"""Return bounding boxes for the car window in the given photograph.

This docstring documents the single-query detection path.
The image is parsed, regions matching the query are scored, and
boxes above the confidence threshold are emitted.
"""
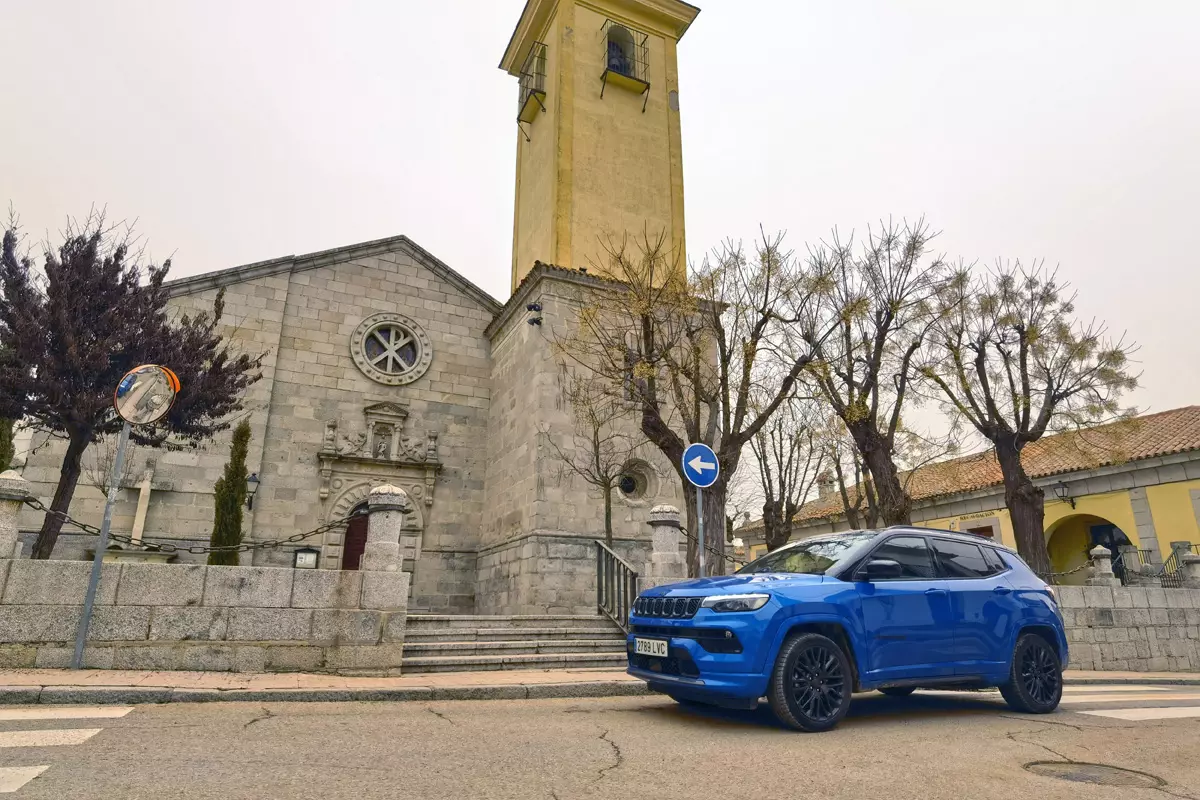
[868,536,935,580]
[737,533,876,575]
[982,547,1006,573]
[932,538,993,578]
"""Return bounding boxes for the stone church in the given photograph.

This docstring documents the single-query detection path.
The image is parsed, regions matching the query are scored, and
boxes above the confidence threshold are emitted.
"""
[15,0,701,616]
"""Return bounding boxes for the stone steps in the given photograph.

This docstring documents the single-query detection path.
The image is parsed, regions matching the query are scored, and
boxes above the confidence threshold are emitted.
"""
[403,639,625,656]
[401,614,628,673]
[400,651,628,674]
[405,627,627,643]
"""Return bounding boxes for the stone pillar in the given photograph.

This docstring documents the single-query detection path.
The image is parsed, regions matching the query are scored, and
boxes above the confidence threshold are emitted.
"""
[0,470,31,559]
[1181,554,1200,590]
[1086,545,1121,587]
[1170,541,1193,565]
[642,504,686,590]
[359,484,411,611]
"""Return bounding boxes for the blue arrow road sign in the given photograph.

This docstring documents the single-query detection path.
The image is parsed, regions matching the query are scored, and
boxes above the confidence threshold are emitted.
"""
[682,442,719,489]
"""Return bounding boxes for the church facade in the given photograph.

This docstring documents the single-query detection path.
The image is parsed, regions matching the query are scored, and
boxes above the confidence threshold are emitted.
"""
[15,0,701,616]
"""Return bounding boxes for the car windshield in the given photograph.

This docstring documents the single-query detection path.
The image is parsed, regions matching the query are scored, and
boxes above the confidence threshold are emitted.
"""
[737,533,877,576]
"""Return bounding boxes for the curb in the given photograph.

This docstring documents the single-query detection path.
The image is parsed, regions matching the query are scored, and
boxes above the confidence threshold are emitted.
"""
[1064,676,1200,686]
[0,680,651,706]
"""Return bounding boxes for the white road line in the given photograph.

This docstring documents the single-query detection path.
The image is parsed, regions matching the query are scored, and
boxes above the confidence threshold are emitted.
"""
[0,729,102,749]
[1080,706,1200,721]
[0,707,133,722]
[1061,693,1200,704]
[1062,685,1171,693]
[0,766,49,794]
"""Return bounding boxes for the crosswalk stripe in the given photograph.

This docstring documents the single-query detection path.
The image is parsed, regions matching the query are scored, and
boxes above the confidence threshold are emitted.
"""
[0,766,49,794]
[0,707,133,722]
[1060,693,1200,704]
[1080,706,1200,721]
[1062,685,1170,693]
[0,729,102,749]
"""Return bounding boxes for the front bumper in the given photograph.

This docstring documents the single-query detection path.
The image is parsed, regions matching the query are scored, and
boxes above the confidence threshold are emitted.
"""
[625,608,774,701]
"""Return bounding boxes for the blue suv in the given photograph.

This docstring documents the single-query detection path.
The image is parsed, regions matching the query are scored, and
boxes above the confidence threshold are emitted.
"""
[627,528,1066,732]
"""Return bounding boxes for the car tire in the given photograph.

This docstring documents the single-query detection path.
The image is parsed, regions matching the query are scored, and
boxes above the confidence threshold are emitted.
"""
[999,632,1063,714]
[878,686,916,697]
[767,632,853,732]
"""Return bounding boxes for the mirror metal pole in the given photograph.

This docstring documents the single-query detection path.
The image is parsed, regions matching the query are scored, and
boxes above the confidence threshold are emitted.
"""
[71,421,131,670]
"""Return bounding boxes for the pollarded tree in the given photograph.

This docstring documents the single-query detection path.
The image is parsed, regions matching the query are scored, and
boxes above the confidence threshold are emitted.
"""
[749,393,824,552]
[802,219,950,526]
[922,262,1137,575]
[0,215,263,559]
[208,419,252,566]
[555,230,833,576]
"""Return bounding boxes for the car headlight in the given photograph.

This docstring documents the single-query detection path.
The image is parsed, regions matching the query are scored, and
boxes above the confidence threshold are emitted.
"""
[701,594,770,613]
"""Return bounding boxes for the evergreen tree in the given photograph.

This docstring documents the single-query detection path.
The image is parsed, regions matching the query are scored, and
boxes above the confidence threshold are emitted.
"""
[207,420,251,566]
[0,418,13,472]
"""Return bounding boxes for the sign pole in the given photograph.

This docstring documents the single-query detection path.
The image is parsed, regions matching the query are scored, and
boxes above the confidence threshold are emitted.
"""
[681,442,718,581]
[696,487,705,578]
[71,420,130,669]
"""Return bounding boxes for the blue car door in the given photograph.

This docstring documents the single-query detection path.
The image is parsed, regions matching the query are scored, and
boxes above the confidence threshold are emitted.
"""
[930,537,1022,676]
[856,535,958,682]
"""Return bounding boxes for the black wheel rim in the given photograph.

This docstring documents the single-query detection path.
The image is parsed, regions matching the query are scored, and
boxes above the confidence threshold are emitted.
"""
[1019,640,1060,705]
[789,644,846,722]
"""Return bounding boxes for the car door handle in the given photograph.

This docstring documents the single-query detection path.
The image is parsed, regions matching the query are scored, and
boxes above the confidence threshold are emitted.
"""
[924,588,947,596]
[993,586,1012,595]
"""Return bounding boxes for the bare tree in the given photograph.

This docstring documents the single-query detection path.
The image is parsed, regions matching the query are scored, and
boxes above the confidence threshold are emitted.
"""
[817,415,878,530]
[541,370,648,548]
[923,262,1138,575]
[81,435,142,495]
[803,219,950,526]
[554,230,832,576]
[750,394,824,551]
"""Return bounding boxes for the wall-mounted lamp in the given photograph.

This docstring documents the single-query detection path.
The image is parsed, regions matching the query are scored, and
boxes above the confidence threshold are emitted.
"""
[246,472,260,511]
[1053,481,1075,509]
[526,301,543,326]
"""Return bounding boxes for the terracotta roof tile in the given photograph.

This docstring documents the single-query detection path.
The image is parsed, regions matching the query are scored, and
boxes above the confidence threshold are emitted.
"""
[787,406,1200,524]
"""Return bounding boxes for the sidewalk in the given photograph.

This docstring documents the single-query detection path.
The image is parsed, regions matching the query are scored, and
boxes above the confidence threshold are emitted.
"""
[0,668,1196,705]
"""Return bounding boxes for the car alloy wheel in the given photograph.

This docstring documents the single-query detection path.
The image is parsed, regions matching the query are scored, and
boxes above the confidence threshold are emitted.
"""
[1019,638,1061,706]
[790,644,846,722]
[768,632,853,732]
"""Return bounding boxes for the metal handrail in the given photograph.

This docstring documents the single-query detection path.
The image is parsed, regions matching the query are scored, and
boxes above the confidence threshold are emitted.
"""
[596,541,638,633]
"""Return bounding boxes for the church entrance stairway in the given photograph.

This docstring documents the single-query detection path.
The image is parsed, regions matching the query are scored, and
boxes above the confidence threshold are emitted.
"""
[401,615,628,674]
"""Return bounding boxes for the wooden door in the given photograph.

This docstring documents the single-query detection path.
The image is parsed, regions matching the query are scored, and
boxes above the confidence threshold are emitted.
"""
[342,514,368,570]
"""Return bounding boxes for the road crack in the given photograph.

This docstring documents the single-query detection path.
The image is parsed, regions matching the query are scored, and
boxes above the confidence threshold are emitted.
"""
[425,707,456,726]
[1005,728,1073,763]
[242,707,276,730]
[595,728,623,782]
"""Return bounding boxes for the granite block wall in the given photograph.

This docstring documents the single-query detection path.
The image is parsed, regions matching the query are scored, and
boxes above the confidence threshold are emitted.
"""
[1058,584,1200,672]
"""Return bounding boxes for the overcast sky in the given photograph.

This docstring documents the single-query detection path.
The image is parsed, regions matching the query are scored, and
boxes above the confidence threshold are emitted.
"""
[3,1,1198,416]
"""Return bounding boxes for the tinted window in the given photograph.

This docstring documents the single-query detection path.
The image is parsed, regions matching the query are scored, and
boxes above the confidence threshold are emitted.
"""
[982,547,1006,573]
[738,533,876,575]
[932,539,993,578]
[869,536,935,579]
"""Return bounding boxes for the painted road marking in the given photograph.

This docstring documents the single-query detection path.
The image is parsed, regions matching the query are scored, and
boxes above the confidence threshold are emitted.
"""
[1061,685,1171,693]
[0,729,102,749]
[0,707,133,722]
[1080,706,1200,721]
[1060,693,1200,704]
[0,767,49,794]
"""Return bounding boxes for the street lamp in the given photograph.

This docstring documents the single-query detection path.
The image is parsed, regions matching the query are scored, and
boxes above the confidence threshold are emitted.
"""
[1053,481,1076,509]
[246,473,260,510]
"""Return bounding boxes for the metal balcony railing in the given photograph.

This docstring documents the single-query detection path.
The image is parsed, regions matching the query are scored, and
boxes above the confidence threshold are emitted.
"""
[518,42,547,124]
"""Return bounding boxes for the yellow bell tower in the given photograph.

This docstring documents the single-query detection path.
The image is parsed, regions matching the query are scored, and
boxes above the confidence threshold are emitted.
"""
[500,0,700,291]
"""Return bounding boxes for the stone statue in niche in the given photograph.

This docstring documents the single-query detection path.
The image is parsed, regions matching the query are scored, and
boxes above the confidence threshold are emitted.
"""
[373,425,394,460]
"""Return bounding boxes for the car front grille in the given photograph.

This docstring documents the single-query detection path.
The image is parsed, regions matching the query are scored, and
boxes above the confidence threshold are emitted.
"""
[633,596,702,619]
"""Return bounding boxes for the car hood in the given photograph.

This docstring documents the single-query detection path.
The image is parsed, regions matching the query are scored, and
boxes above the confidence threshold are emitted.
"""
[641,573,828,597]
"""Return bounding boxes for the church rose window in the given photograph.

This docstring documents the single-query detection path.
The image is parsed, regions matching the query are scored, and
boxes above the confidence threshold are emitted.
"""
[350,313,434,386]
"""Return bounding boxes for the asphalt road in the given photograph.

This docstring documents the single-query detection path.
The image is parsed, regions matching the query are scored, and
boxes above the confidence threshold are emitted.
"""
[1,685,1199,800]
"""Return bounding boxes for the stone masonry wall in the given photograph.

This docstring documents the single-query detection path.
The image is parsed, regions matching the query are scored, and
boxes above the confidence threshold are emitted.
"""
[0,557,410,674]
[1058,584,1200,672]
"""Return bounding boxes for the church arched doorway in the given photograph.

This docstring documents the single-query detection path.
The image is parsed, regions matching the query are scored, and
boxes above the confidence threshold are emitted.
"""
[341,503,369,571]
[1046,513,1133,585]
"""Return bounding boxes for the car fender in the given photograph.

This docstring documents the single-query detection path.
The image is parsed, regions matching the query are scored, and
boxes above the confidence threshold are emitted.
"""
[756,602,867,679]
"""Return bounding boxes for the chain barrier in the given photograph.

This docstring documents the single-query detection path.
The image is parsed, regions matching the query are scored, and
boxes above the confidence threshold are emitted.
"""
[678,525,747,571]
[21,496,366,555]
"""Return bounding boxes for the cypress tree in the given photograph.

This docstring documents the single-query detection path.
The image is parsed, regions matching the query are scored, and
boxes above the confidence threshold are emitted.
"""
[0,418,13,472]
[207,420,252,566]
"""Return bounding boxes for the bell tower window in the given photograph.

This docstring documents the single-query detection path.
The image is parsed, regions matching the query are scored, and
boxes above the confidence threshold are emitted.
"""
[600,19,650,110]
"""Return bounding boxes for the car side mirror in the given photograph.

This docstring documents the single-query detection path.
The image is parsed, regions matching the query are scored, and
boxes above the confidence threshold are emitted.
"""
[861,558,903,581]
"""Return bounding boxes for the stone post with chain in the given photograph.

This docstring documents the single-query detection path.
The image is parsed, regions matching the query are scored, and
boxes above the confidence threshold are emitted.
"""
[0,471,30,559]
[360,484,412,610]
[1086,545,1121,587]
[641,504,687,590]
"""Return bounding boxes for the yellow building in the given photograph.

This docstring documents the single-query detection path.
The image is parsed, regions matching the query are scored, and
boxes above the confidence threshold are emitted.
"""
[739,407,1200,585]
[500,0,699,291]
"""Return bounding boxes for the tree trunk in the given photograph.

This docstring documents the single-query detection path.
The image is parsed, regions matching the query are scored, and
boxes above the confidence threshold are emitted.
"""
[603,485,613,548]
[762,498,795,551]
[994,438,1051,577]
[847,422,911,526]
[682,481,698,577]
[32,431,90,559]
[680,478,729,577]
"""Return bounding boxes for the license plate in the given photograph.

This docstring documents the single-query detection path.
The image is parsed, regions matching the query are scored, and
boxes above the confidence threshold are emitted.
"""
[634,637,669,658]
